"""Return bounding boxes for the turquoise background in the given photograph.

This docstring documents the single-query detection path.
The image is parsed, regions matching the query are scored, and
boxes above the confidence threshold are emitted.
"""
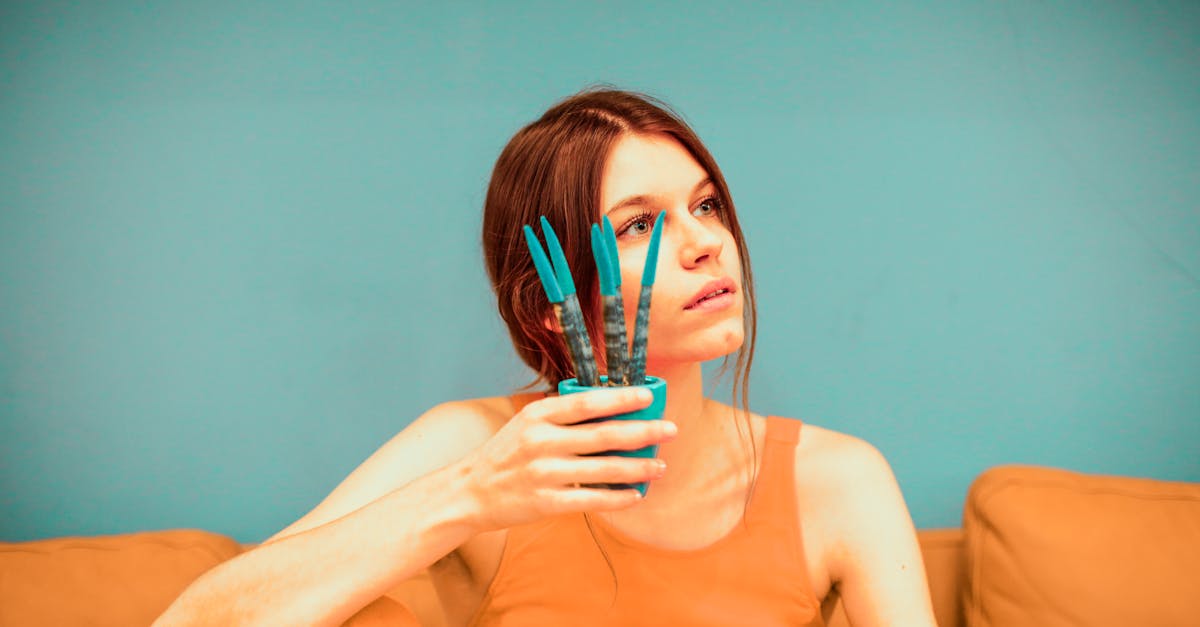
[2,2,1197,543]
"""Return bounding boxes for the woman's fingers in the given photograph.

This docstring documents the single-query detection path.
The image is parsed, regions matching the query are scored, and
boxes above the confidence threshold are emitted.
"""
[550,486,644,513]
[517,418,674,458]
[513,388,672,456]
[557,418,676,455]
[522,387,653,426]
[461,387,672,531]
[529,455,667,486]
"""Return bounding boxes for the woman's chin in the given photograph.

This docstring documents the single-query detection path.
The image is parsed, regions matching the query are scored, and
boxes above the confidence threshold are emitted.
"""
[650,328,745,367]
[701,318,745,353]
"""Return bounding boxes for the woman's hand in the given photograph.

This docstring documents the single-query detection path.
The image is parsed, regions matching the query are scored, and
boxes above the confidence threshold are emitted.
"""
[456,387,676,533]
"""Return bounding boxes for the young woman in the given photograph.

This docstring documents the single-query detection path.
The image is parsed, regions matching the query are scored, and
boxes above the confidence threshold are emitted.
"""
[159,89,937,626]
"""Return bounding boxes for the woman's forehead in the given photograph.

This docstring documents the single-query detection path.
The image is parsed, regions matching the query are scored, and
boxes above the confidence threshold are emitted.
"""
[600,133,710,210]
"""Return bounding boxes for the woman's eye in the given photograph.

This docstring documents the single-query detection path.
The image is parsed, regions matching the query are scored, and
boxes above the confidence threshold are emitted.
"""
[620,212,654,237]
[693,197,722,217]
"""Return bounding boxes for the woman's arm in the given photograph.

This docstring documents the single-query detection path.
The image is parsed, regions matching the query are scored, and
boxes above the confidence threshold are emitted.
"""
[155,461,476,626]
[154,402,494,626]
[156,389,672,626]
[823,438,938,627]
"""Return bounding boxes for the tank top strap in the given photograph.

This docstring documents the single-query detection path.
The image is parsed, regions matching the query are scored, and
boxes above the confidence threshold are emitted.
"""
[744,416,803,530]
[765,413,802,444]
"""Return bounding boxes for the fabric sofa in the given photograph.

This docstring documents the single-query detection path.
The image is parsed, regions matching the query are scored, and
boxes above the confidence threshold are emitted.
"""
[3,464,1197,626]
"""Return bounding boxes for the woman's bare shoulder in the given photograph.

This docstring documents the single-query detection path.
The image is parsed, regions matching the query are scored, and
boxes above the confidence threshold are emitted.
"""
[705,402,873,458]
[792,420,905,553]
[795,420,858,453]
[426,393,527,430]
[790,419,922,604]
[261,394,526,545]
[794,421,888,479]
[713,403,869,464]
[361,394,529,473]
[415,390,554,443]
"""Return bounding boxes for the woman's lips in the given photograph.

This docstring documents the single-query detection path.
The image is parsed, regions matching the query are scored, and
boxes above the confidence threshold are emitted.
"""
[684,277,738,311]
[684,290,735,312]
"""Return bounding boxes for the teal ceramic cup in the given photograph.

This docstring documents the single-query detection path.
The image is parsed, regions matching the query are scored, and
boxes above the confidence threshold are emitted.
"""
[556,375,667,496]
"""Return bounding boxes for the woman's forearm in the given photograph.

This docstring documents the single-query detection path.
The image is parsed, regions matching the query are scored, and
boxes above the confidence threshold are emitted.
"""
[155,461,479,627]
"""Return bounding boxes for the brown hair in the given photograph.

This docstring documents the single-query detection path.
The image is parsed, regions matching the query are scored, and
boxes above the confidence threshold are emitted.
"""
[481,87,761,598]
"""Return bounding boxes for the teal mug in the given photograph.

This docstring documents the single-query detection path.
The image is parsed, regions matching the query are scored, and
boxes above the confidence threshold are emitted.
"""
[557,375,667,496]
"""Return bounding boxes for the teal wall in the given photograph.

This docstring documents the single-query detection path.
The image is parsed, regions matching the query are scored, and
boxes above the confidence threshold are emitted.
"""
[2,2,1197,543]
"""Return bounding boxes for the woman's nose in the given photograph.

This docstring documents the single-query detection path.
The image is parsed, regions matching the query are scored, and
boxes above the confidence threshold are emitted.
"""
[673,210,723,268]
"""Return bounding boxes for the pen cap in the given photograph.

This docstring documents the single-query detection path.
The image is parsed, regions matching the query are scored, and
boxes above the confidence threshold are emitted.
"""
[602,215,622,287]
[540,216,577,297]
[590,224,617,296]
[640,211,665,287]
[523,225,564,304]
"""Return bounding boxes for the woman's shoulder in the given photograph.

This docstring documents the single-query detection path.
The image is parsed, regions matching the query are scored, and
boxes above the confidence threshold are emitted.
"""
[745,407,891,485]
[710,401,870,462]
[363,392,537,489]
[428,394,509,420]
[795,421,871,460]
[787,418,904,551]
[703,401,864,477]
[472,391,545,417]
[419,391,540,434]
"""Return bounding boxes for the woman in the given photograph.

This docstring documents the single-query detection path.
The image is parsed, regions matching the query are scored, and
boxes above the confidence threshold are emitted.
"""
[159,89,936,626]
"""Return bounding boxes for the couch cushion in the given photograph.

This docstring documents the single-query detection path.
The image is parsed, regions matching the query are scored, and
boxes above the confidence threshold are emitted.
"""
[0,528,242,626]
[920,528,966,627]
[963,465,1200,627]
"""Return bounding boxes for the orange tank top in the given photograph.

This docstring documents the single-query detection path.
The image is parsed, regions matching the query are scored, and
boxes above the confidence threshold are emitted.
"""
[466,393,823,626]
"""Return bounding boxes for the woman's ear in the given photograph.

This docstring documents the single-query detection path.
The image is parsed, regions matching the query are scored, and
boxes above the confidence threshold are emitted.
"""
[542,312,562,333]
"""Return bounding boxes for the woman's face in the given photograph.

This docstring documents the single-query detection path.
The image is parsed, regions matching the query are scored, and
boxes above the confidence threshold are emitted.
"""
[599,132,745,370]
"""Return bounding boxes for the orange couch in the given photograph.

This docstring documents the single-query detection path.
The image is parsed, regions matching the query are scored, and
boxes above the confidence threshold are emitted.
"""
[3,465,1197,626]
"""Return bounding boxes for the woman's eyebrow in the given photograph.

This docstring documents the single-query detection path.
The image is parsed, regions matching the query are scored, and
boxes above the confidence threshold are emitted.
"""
[605,177,714,216]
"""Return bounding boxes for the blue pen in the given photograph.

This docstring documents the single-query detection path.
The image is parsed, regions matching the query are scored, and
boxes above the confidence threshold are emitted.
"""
[601,217,634,383]
[524,224,588,385]
[627,212,665,385]
[528,218,597,384]
[524,225,564,304]
[592,222,629,386]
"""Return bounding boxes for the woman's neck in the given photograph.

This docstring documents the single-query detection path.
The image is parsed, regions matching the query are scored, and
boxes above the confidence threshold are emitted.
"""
[637,361,738,507]
[650,361,707,438]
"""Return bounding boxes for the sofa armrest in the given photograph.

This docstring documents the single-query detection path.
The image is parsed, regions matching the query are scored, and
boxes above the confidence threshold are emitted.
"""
[963,464,1200,627]
[0,529,242,626]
